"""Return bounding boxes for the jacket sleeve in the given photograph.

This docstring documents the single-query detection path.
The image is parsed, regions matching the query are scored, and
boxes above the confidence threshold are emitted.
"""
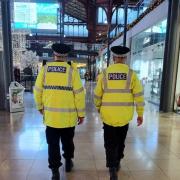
[72,69,85,117]
[33,67,45,110]
[94,73,103,110]
[132,72,145,117]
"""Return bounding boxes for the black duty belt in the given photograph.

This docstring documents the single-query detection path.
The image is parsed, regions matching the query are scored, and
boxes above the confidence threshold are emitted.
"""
[44,85,73,91]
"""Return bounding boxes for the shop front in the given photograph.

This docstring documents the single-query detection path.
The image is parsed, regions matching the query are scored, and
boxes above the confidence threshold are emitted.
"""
[174,52,180,112]
[130,19,167,106]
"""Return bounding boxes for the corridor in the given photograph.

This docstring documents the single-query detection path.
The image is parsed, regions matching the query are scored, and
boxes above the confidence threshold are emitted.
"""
[0,82,180,180]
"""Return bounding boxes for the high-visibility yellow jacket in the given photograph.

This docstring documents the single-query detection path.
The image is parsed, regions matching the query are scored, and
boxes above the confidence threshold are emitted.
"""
[94,63,144,127]
[34,61,85,128]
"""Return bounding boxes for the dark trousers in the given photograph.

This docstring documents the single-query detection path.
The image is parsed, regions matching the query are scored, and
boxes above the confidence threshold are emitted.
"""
[46,126,75,169]
[103,123,129,168]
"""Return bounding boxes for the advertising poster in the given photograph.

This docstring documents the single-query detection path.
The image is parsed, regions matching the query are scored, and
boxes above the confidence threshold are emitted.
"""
[9,82,25,113]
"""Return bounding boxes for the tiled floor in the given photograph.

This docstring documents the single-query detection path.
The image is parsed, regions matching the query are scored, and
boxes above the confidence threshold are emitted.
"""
[0,82,180,180]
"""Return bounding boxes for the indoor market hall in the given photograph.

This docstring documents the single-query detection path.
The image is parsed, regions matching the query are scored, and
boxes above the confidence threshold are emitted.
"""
[0,0,180,180]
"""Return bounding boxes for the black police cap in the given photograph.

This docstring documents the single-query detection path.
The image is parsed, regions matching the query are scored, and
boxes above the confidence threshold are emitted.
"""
[111,46,130,56]
[52,43,71,55]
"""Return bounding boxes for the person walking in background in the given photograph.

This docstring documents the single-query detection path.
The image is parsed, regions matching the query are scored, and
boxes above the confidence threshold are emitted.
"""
[94,46,145,180]
[84,71,89,81]
[34,43,85,180]
[14,66,20,82]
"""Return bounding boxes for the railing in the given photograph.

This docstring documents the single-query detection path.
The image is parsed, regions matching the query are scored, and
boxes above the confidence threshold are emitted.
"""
[110,0,160,38]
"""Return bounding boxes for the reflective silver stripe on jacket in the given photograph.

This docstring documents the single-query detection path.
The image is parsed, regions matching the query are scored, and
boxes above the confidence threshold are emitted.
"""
[44,107,77,113]
[102,70,108,90]
[104,89,132,93]
[101,102,134,106]
[73,87,84,94]
[44,85,73,91]
[68,67,73,86]
[133,91,144,97]
[43,65,48,85]
[77,108,85,113]
[125,69,133,89]
[136,102,145,107]
[34,86,43,92]
[94,94,102,100]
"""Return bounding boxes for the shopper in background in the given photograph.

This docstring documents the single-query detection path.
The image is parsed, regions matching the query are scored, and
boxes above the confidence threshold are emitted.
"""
[34,43,85,180]
[94,46,145,180]
[84,71,89,81]
[14,66,20,82]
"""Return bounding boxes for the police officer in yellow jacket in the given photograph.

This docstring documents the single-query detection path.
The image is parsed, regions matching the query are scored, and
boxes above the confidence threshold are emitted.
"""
[34,43,85,180]
[94,46,144,180]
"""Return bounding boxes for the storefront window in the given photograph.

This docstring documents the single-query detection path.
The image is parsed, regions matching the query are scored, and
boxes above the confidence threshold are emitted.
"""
[130,19,167,106]
[0,4,3,53]
[174,52,180,112]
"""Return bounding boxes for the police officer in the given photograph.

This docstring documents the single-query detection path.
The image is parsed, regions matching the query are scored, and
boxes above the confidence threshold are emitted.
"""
[34,43,85,180]
[94,46,144,180]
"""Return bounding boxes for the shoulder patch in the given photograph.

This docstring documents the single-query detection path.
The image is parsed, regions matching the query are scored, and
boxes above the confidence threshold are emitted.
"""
[47,66,67,73]
[108,73,127,80]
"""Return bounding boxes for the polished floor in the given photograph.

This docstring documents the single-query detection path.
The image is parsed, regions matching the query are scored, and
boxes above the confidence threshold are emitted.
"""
[0,82,180,180]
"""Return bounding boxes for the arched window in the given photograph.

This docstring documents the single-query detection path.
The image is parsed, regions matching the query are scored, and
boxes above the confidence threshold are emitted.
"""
[73,25,79,36]
[83,25,88,37]
[69,25,74,36]
[63,14,89,37]
[127,7,138,24]
[98,7,107,24]
[111,7,124,24]
[78,26,83,36]
[64,25,69,36]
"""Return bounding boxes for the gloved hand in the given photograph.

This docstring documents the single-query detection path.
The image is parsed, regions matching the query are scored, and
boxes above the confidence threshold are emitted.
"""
[78,117,84,125]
